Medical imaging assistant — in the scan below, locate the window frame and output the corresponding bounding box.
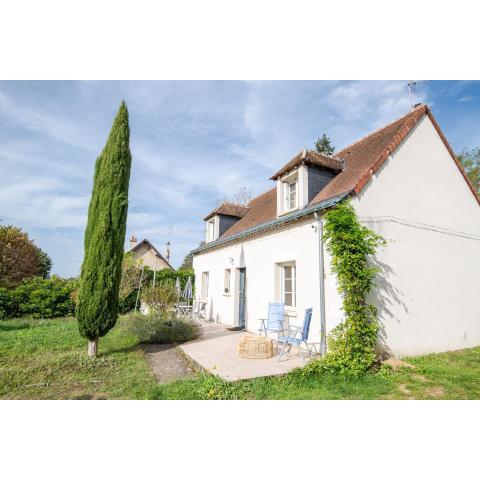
[206,219,215,243]
[283,176,298,213]
[201,271,209,300]
[223,268,231,295]
[278,262,296,308]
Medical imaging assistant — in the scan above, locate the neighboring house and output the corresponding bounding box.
[127,235,173,271]
[192,104,480,357]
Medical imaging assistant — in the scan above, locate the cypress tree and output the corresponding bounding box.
[76,101,132,357]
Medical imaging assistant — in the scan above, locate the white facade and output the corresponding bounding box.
[194,217,327,343]
[193,114,480,358]
[351,115,480,356]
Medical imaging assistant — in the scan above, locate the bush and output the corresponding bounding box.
[125,311,201,344]
[141,284,178,316]
[0,287,19,319]
[152,268,194,290]
[0,276,78,319]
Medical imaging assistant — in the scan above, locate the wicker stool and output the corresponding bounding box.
[238,335,273,359]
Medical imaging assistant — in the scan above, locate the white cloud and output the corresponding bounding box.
[0,80,439,276]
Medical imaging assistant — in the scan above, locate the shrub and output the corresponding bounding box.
[125,311,201,344]
[118,253,147,313]
[0,287,19,319]
[153,268,194,290]
[141,284,178,316]
[0,276,78,319]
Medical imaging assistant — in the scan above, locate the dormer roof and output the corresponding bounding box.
[203,202,250,221]
[270,149,344,180]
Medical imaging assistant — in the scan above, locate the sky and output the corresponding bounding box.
[1,80,480,277]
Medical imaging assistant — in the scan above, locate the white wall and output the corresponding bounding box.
[193,217,328,343]
[352,115,480,356]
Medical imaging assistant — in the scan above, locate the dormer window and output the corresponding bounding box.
[272,149,344,217]
[206,219,216,243]
[203,202,250,243]
[284,177,297,211]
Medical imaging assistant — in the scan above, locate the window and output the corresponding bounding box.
[280,263,296,307]
[201,271,209,299]
[206,219,215,242]
[284,179,297,211]
[224,269,231,295]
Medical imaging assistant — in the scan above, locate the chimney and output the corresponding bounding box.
[166,241,171,262]
[130,235,137,249]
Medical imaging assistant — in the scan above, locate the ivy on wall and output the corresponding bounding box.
[305,201,386,376]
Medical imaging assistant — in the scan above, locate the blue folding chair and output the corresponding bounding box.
[258,303,285,344]
[277,308,313,363]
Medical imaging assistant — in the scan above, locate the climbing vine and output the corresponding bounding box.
[305,201,386,376]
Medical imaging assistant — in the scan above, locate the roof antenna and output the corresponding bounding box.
[407,81,417,108]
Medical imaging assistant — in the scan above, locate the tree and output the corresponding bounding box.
[222,187,253,206]
[35,247,52,278]
[457,147,480,195]
[180,241,205,270]
[76,102,132,357]
[314,133,335,155]
[0,225,41,288]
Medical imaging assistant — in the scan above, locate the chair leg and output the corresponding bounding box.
[297,344,305,363]
[278,341,288,362]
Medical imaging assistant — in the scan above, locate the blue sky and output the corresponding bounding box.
[1,80,479,277]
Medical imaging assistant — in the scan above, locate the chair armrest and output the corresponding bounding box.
[286,325,303,339]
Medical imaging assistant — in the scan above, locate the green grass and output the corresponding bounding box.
[1,317,479,399]
[0,317,157,399]
[151,348,480,400]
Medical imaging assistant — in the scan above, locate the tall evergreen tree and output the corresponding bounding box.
[314,133,335,155]
[76,102,132,357]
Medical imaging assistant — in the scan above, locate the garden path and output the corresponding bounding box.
[142,344,195,383]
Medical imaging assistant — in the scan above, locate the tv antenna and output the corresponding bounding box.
[167,225,173,243]
[407,81,417,107]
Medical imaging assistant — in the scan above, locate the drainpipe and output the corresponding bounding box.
[314,212,327,356]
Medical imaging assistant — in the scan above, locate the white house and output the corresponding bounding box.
[192,104,480,357]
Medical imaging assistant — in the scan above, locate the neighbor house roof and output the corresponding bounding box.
[203,202,250,221]
[195,104,479,254]
[128,238,173,270]
[270,149,344,180]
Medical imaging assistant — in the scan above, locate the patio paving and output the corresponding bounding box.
[179,322,305,381]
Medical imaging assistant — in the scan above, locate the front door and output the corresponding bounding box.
[238,268,246,329]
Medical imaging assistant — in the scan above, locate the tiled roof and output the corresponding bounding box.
[270,149,344,180]
[219,188,277,238]
[213,104,479,244]
[309,104,428,203]
[203,202,250,221]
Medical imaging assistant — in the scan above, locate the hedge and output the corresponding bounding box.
[0,276,78,320]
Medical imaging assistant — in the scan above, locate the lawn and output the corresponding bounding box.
[1,317,479,400]
[0,317,158,399]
